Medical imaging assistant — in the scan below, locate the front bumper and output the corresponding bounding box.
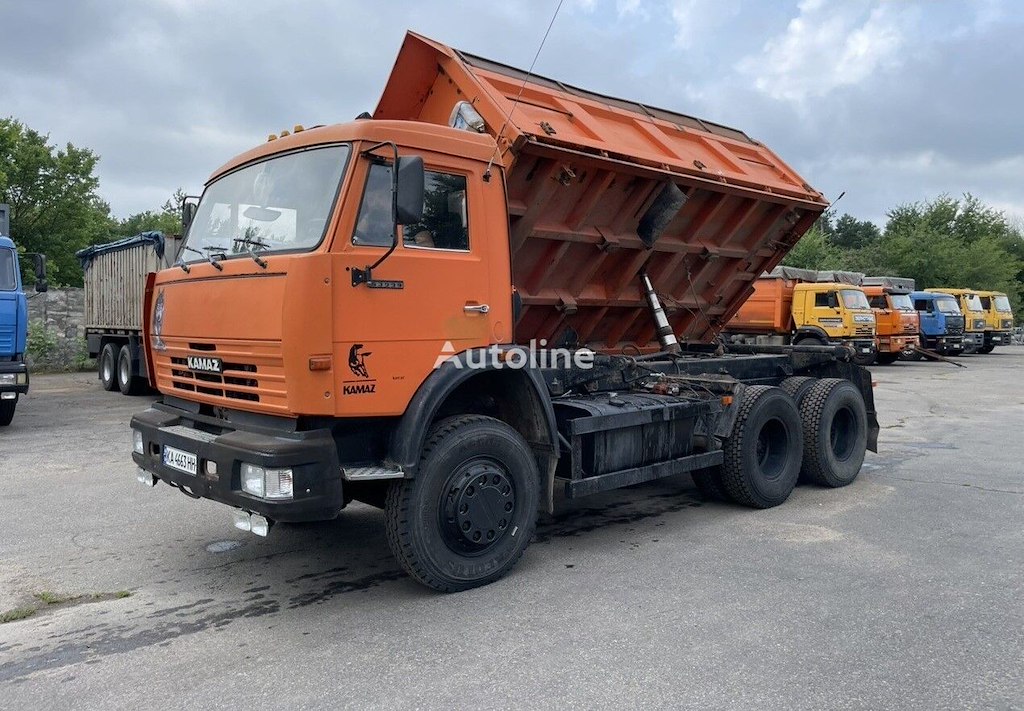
[962,332,984,349]
[986,331,1012,346]
[0,360,29,395]
[131,404,344,523]
[878,335,918,353]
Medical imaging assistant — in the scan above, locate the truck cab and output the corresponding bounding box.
[0,207,47,426]
[910,290,964,356]
[862,280,919,364]
[791,282,876,357]
[925,288,986,353]
[975,291,1014,352]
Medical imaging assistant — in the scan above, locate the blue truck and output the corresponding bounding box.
[908,290,965,358]
[0,204,48,426]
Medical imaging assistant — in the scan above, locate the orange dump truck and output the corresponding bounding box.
[130,32,878,591]
[862,276,919,364]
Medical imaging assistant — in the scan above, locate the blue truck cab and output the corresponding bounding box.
[0,204,47,426]
[911,290,965,356]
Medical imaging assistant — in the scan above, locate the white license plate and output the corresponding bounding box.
[163,445,197,475]
[861,348,871,353]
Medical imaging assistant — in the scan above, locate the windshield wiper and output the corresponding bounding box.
[173,245,206,273]
[233,236,269,269]
[201,245,227,271]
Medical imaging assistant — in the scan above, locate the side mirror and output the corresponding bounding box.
[31,253,47,293]
[181,200,198,236]
[394,156,424,225]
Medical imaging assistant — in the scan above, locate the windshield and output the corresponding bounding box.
[840,289,870,310]
[994,295,1012,312]
[963,294,983,312]
[0,249,17,291]
[184,145,350,260]
[889,293,914,311]
[935,297,960,314]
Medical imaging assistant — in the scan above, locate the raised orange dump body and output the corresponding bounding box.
[375,32,828,349]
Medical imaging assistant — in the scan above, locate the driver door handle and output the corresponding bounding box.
[464,303,490,314]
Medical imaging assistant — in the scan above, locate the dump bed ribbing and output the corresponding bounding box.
[374,32,828,349]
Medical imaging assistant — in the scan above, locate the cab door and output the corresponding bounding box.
[809,288,844,338]
[333,151,510,417]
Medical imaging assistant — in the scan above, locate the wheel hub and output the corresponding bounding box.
[441,460,515,554]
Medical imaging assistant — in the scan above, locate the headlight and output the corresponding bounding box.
[0,374,15,386]
[132,430,144,455]
[974,319,985,330]
[854,314,875,324]
[241,463,294,500]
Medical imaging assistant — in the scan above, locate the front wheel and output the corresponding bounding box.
[720,386,803,509]
[979,344,995,354]
[384,415,539,592]
[875,352,899,365]
[0,396,16,427]
[852,349,876,366]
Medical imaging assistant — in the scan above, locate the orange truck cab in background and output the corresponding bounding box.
[129,32,879,592]
[862,276,919,364]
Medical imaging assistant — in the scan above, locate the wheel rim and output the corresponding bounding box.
[102,355,113,382]
[438,458,516,556]
[754,418,789,481]
[119,355,129,385]
[829,406,857,461]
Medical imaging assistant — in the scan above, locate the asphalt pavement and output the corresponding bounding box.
[0,352,1021,710]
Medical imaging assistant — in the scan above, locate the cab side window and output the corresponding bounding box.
[913,299,929,312]
[403,171,469,251]
[869,296,887,309]
[352,163,395,247]
[814,291,836,308]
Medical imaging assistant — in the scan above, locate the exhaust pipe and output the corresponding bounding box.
[641,271,680,354]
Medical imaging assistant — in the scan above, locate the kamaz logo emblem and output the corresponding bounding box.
[187,356,223,374]
[343,383,377,395]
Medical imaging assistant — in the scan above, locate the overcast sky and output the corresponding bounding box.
[2,0,1020,226]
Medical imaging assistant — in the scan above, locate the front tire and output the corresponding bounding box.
[979,344,995,354]
[0,396,16,427]
[384,415,539,592]
[99,343,119,391]
[798,378,868,488]
[720,386,803,508]
[875,352,899,365]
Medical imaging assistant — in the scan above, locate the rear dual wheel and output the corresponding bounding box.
[117,345,146,396]
[797,379,868,488]
[720,386,803,509]
[99,343,118,391]
[385,415,539,593]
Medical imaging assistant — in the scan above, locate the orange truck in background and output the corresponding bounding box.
[724,267,877,364]
[130,32,878,592]
[862,276,919,364]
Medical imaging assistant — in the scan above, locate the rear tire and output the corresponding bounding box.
[719,386,803,509]
[0,396,16,427]
[384,415,539,592]
[780,376,817,407]
[99,343,119,391]
[117,345,145,396]
[690,468,730,501]
[875,353,899,365]
[798,378,867,488]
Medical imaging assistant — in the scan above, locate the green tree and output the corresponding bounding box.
[781,222,844,270]
[0,117,112,286]
[112,188,186,237]
[826,213,881,250]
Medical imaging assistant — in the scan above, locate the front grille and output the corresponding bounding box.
[854,326,874,336]
[0,325,14,355]
[154,337,287,413]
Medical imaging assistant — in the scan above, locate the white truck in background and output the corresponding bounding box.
[76,232,182,395]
